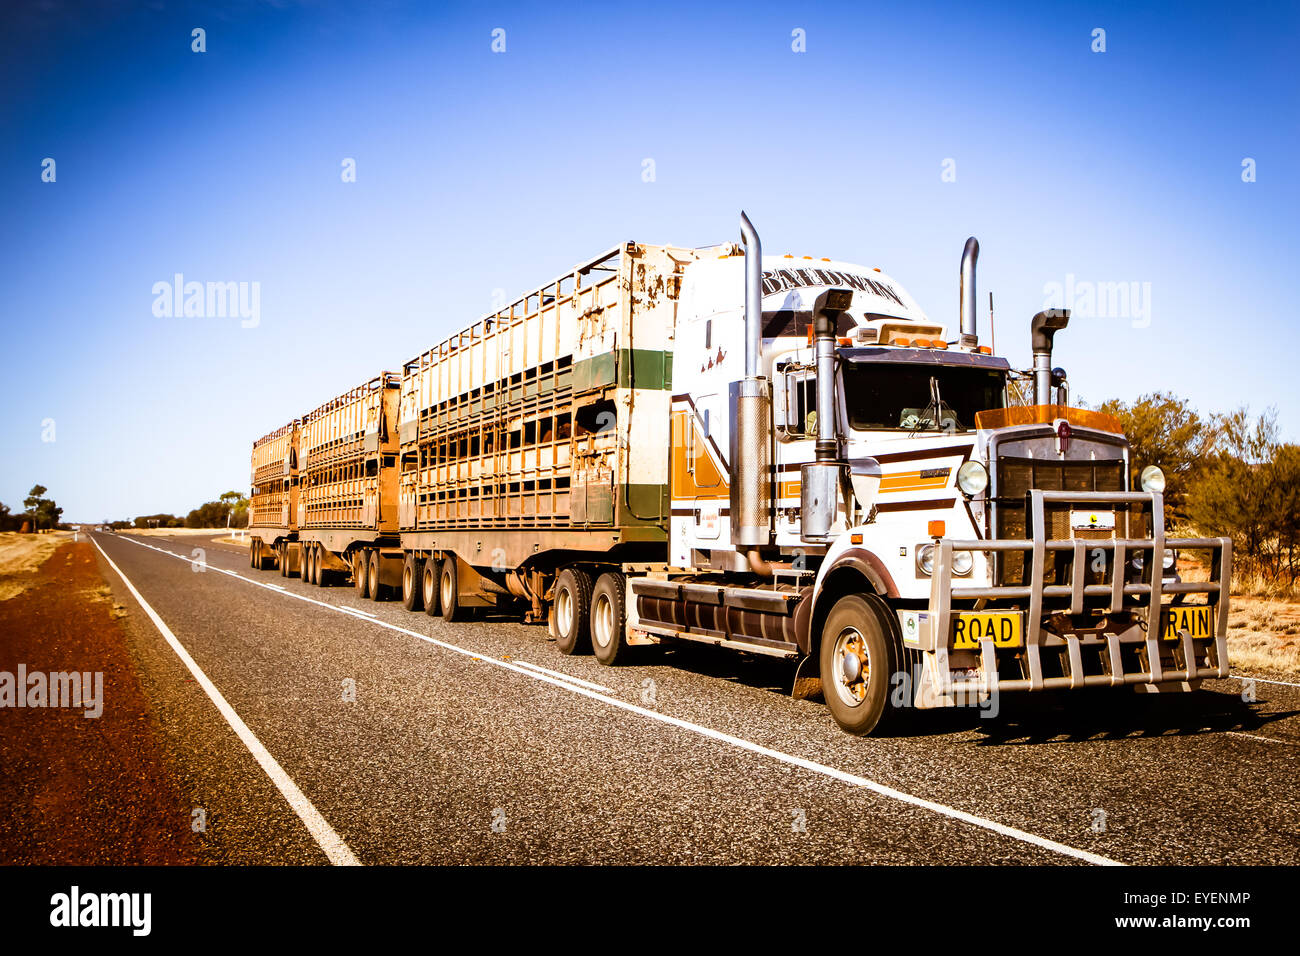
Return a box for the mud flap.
[792,655,823,701]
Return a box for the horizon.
[3,0,1297,521]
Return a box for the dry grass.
[0,531,73,601]
[85,583,128,619]
[1226,595,1300,678]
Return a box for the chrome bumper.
[917,490,1231,702]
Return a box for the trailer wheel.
[819,593,901,736]
[422,558,441,617]
[305,544,317,585]
[369,550,390,601]
[550,568,594,655]
[314,545,331,588]
[249,539,257,568]
[439,557,468,623]
[402,554,424,612]
[590,572,628,666]
[353,550,370,598]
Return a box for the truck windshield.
[841,362,1005,432]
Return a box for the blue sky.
[2,0,1297,521]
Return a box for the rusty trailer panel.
[298,372,401,536]
[397,242,696,567]
[249,420,299,533]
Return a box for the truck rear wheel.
[422,558,441,617]
[314,545,331,588]
[590,572,628,666]
[402,554,424,611]
[819,593,901,736]
[369,550,390,601]
[249,539,257,568]
[550,568,593,655]
[306,544,317,584]
[439,557,468,622]
[353,550,370,598]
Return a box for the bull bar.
[922,490,1232,700]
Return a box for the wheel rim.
[556,586,573,636]
[423,567,436,606]
[592,593,613,648]
[441,569,453,609]
[830,626,871,707]
[403,566,413,598]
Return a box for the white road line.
[1229,673,1300,689]
[106,533,1122,866]
[91,537,361,867]
[1228,731,1297,747]
[513,659,616,694]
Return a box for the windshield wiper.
[909,376,957,436]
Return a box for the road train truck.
[247,213,1232,735]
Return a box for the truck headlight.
[1140,465,1166,494]
[916,544,972,576]
[1132,548,1176,572]
[956,460,989,497]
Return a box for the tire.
[439,557,468,622]
[308,545,319,585]
[315,545,331,588]
[354,550,371,598]
[590,572,628,666]
[819,593,902,736]
[249,539,257,568]
[402,554,424,611]
[369,550,389,601]
[550,567,594,655]
[422,558,442,617]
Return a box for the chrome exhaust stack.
[1031,309,1070,405]
[730,212,772,549]
[959,237,979,349]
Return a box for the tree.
[0,502,20,532]
[22,484,63,532]
[1187,406,1297,586]
[1097,393,1216,517]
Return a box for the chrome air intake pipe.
[1031,309,1070,405]
[730,212,772,549]
[959,237,979,349]
[801,287,853,542]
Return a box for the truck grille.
[994,457,1146,585]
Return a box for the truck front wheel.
[819,594,900,736]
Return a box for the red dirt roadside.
[0,539,199,864]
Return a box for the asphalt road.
[84,530,1300,865]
